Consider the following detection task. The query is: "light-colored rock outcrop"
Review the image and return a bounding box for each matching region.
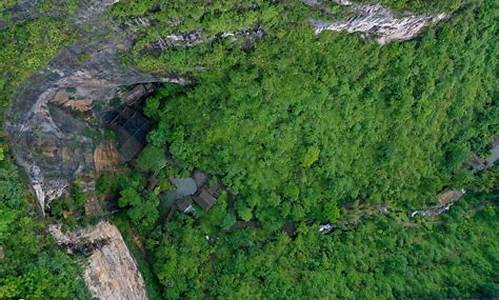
[49,221,148,300]
[307,1,447,44]
[76,0,121,23]
[145,26,265,53]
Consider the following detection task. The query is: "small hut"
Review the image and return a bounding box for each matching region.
[194,188,217,211]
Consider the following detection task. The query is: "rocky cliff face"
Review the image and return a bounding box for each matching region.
[4,0,187,213]
[306,0,447,44]
[49,221,148,300]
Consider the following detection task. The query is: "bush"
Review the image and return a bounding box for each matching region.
[136,146,166,173]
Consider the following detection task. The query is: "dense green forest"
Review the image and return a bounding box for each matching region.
[0,0,498,299]
[109,0,498,298]
[0,160,91,299]
[150,192,498,299]
[98,157,499,299]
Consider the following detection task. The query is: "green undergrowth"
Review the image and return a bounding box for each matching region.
[0,157,92,300]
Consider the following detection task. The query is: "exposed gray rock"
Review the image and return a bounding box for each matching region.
[2,0,39,23]
[5,45,184,213]
[75,0,120,23]
[333,0,352,5]
[308,1,447,44]
[145,26,265,53]
[4,0,188,214]
[409,201,455,218]
[1,0,71,29]
[149,29,204,51]
[49,221,148,300]
[123,17,153,31]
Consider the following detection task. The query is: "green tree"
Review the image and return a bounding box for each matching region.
[136,146,166,174]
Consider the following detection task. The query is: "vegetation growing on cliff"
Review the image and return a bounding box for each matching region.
[0,18,75,123]
[105,0,499,298]
[0,3,89,300]
[0,159,92,300]
[119,0,498,228]
[0,0,498,299]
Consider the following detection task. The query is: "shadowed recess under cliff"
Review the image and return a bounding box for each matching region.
[4,0,188,214]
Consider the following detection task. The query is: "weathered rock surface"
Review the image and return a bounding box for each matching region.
[1,0,78,29]
[49,221,148,300]
[4,0,188,213]
[94,141,120,173]
[76,0,120,23]
[307,1,447,44]
[2,0,40,24]
[145,26,265,54]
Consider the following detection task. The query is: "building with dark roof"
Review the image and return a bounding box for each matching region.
[176,197,194,213]
[194,188,217,211]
